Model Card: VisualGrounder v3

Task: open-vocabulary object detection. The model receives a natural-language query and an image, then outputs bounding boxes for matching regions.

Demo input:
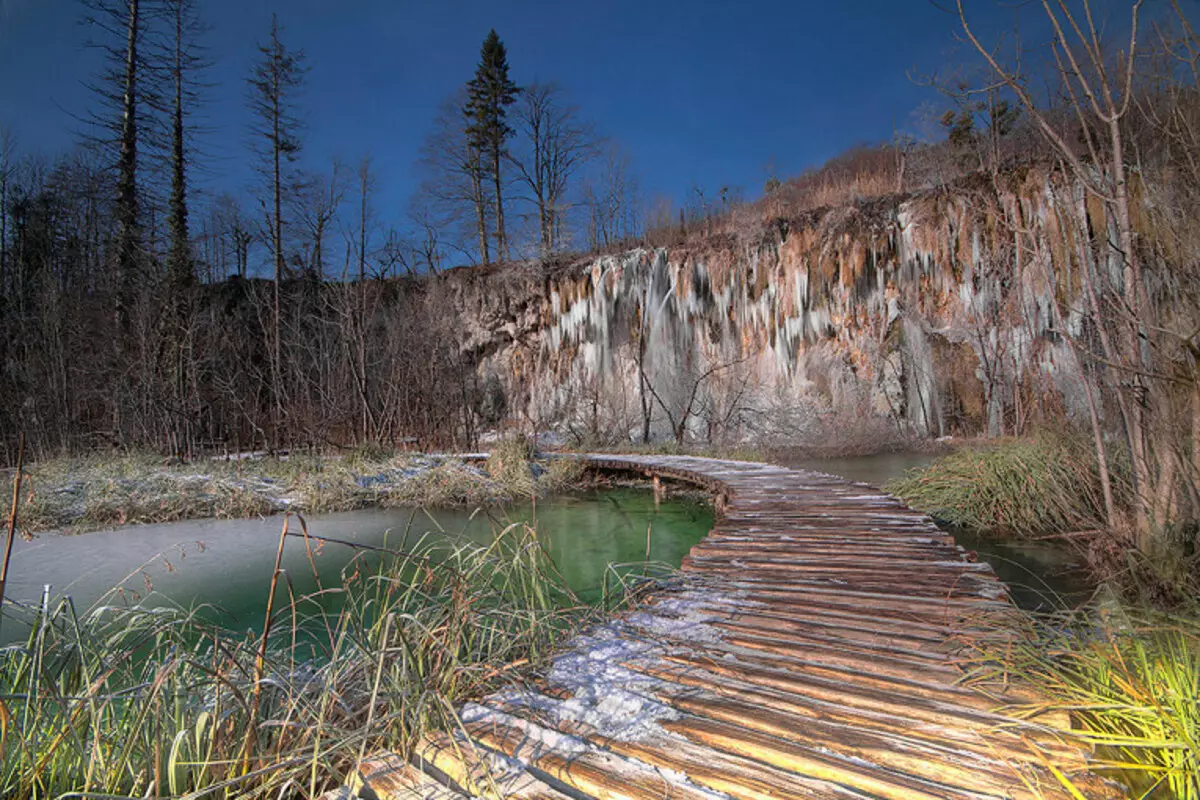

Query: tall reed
[0,520,592,799]
[969,606,1200,799]
[887,434,1129,536]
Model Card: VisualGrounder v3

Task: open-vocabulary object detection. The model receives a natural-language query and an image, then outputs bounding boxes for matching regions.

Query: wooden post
[653,475,664,506]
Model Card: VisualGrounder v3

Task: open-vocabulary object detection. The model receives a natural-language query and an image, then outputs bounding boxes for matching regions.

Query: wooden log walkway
[340,455,1118,800]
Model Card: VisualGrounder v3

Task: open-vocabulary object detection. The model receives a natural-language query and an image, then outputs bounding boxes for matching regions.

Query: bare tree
[417,93,492,265]
[955,0,1180,544]
[293,163,345,278]
[509,82,598,255]
[354,155,375,282]
[405,202,446,274]
[349,155,376,438]
[0,127,14,294]
[248,13,306,444]
[82,0,157,344]
[642,348,752,445]
[202,193,254,280]
[583,145,640,251]
[160,0,207,288]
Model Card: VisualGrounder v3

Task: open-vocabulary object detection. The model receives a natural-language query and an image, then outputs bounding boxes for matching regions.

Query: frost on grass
[21,452,579,533]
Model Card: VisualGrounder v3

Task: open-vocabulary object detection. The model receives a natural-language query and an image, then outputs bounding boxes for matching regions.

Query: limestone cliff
[432,168,1113,445]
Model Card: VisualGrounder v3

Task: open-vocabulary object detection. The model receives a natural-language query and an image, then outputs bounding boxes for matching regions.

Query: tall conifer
[464,29,518,262]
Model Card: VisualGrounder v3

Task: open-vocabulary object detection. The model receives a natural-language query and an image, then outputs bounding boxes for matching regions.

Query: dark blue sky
[0,0,1020,222]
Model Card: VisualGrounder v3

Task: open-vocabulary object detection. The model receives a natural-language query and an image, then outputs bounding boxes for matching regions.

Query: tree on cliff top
[464,29,519,263]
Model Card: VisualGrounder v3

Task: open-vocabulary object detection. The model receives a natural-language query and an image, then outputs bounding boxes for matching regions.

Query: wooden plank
[491,696,879,800]
[349,754,468,800]
[409,733,576,800]
[662,715,996,800]
[461,709,720,800]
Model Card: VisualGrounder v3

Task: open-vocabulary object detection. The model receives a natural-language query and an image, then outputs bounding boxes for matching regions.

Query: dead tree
[248,13,306,445]
[510,82,599,255]
[955,0,1181,543]
[418,92,493,266]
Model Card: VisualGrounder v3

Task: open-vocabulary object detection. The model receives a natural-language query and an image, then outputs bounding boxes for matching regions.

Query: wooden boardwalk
[342,455,1116,800]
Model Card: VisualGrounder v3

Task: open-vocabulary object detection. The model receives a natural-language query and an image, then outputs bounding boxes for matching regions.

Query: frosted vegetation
[16,445,585,534]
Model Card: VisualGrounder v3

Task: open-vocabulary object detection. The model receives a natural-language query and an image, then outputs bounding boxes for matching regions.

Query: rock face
[435,169,1105,445]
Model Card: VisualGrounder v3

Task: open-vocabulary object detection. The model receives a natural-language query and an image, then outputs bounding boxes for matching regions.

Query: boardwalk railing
[333,455,1118,800]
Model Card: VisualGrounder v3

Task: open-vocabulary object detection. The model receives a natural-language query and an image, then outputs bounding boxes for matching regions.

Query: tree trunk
[359,179,369,440]
[271,48,284,448]
[115,0,140,336]
[1108,121,1155,546]
[471,150,489,264]
[0,166,7,294]
[1078,347,1117,528]
[492,140,506,261]
[113,0,140,443]
[168,3,189,285]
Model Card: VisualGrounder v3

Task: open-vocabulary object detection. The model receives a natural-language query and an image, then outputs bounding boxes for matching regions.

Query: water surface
[2,489,713,643]
[4,451,1097,642]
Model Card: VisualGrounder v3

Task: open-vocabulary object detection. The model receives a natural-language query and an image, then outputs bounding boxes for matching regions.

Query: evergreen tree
[464,29,518,262]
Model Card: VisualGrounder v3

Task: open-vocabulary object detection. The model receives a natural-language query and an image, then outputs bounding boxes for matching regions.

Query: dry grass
[15,448,593,534]
[886,433,1127,537]
[19,455,276,532]
[0,519,597,799]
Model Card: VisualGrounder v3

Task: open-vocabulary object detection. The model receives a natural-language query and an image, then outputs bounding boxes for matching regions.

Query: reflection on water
[778,452,940,489]
[949,527,1095,611]
[2,489,713,643]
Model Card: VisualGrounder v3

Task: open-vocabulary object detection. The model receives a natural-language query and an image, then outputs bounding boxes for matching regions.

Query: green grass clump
[0,519,592,799]
[887,434,1126,536]
[970,606,1200,799]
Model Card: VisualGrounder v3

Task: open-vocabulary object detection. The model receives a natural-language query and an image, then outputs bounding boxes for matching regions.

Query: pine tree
[464,29,518,263]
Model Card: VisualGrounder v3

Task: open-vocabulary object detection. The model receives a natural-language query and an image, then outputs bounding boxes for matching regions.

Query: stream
[782,452,1097,611]
[1,488,713,644]
[2,453,1097,647]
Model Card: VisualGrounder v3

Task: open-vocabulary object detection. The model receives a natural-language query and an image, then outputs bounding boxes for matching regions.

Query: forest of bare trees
[3,0,1200,554]
[0,10,629,462]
